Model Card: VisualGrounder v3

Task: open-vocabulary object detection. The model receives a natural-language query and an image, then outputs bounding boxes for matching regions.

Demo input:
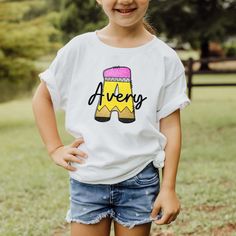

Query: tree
[0,0,61,102]
[148,0,236,70]
[60,0,107,42]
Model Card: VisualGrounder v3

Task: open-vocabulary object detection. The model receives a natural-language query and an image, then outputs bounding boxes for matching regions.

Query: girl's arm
[150,109,181,224]
[32,81,64,154]
[160,109,181,191]
[32,81,87,171]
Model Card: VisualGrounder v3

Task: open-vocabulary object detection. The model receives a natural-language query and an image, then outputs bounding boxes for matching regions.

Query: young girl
[32,0,191,235]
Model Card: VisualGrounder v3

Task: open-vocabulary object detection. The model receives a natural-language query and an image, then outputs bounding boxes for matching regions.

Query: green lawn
[0,85,236,235]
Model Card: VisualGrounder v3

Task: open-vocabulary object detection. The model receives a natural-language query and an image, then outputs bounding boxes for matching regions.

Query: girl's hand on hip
[49,138,88,171]
[150,188,181,225]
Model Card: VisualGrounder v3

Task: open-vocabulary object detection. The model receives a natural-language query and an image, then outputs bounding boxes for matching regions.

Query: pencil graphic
[95,66,135,123]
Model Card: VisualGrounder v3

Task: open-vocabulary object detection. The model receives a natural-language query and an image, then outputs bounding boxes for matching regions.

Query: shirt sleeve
[38,43,73,111]
[156,56,191,121]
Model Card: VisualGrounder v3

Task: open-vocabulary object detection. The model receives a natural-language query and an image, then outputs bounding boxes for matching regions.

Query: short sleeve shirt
[39,31,191,184]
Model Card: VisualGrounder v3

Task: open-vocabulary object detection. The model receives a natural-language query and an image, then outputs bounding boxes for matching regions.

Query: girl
[32,0,191,235]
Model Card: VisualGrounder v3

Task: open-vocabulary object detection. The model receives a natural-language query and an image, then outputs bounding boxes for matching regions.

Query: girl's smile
[114,8,137,16]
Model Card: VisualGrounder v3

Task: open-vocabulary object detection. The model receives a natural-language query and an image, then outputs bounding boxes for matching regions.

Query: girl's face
[96,0,149,28]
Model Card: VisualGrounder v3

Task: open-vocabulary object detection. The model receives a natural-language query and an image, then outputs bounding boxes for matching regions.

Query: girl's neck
[101,22,149,40]
[96,22,154,48]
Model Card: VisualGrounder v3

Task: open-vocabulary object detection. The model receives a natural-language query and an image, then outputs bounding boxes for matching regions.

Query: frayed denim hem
[65,209,115,225]
[112,217,153,230]
[112,213,162,230]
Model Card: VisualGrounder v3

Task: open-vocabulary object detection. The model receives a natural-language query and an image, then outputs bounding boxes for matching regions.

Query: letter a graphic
[95,66,135,123]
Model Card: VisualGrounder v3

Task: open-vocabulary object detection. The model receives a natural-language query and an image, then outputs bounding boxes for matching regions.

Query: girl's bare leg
[71,217,112,236]
[114,221,152,236]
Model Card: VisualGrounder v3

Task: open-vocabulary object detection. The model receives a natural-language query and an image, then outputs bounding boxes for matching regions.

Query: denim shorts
[65,161,162,229]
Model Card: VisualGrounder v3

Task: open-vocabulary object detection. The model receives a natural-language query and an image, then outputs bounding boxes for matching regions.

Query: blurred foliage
[149,0,236,59]
[59,0,107,42]
[0,57,36,102]
[0,0,33,22]
[223,40,236,57]
[0,0,62,102]
[226,47,236,57]
[48,0,65,11]
[0,16,60,59]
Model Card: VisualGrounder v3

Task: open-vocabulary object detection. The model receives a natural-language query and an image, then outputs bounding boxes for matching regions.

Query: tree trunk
[200,38,210,71]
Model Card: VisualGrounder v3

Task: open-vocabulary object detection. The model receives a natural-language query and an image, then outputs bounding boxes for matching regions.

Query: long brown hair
[143,19,157,36]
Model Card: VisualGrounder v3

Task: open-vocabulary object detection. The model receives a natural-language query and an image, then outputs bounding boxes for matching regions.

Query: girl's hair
[143,19,157,36]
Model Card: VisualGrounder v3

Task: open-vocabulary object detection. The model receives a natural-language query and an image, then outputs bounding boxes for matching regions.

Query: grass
[0,97,72,235]
[0,83,236,235]
[152,86,236,236]
[193,74,236,84]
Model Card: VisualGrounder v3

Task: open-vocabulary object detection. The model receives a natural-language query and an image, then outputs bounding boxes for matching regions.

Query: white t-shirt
[39,31,191,184]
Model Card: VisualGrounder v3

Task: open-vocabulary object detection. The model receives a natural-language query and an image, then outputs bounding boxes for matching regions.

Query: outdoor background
[0,0,236,235]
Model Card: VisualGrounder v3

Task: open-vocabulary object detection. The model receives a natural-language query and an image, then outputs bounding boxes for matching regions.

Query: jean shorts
[65,161,162,229]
